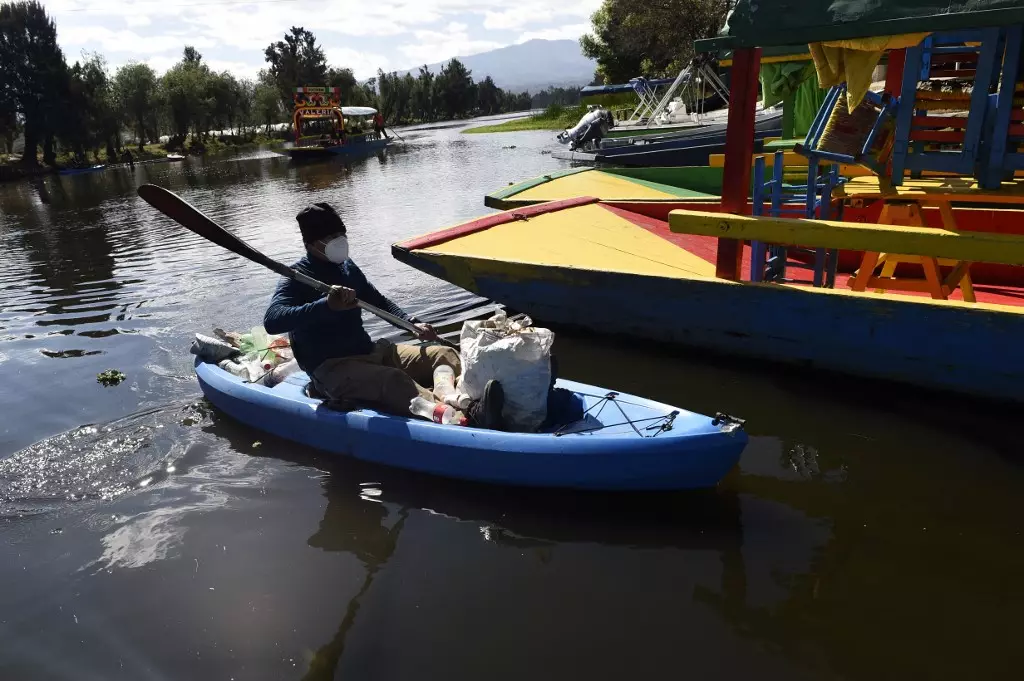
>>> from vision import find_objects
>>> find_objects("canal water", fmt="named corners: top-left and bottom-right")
top-left (1, 117), bottom-right (1021, 680)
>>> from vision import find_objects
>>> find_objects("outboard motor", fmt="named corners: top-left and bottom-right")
top-left (557, 108), bottom-right (610, 151)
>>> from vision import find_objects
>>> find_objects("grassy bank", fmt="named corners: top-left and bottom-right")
top-left (463, 105), bottom-right (587, 134)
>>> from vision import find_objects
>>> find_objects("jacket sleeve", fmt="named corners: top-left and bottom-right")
top-left (348, 261), bottom-right (412, 321)
top-left (263, 276), bottom-right (333, 334)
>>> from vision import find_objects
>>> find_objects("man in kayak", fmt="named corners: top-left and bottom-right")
top-left (263, 202), bottom-right (503, 428)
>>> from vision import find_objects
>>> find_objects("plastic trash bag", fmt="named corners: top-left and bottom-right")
top-left (459, 312), bottom-right (554, 431)
top-left (190, 333), bottom-right (241, 363)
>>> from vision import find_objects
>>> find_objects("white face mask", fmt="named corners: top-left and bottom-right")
top-left (322, 235), bottom-right (349, 263)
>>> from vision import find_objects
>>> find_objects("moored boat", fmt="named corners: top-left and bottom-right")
top-left (392, 197), bottom-right (1024, 404)
top-left (195, 357), bottom-right (748, 490)
top-left (283, 87), bottom-right (390, 160)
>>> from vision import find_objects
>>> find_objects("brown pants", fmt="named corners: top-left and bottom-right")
top-left (312, 339), bottom-right (461, 416)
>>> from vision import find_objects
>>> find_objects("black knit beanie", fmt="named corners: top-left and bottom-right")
top-left (296, 202), bottom-right (346, 243)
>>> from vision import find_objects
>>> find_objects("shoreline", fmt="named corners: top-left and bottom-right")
top-left (0, 137), bottom-right (287, 184)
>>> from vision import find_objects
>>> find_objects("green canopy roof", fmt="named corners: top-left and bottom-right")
top-left (697, 0), bottom-right (1024, 51)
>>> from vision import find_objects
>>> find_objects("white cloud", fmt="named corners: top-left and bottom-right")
top-left (517, 23), bottom-right (590, 44)
top-left (42, 0), bottom-right (601, 80)
top-left (399, 24), bottom-right (504, 67)
top-left (58, 25), bottom-right (216, 54)
top-left (325, 47), bottom-right (392, 80)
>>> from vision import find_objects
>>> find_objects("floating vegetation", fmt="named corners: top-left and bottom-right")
top-left (96, 369), bottom-right (127, 386)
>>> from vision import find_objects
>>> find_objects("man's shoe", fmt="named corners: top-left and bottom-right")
top-left (469, 379), bottom-right (504, 430)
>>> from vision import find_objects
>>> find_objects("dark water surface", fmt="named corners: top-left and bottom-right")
top-left (1, 118), bottom-right (1022, 680)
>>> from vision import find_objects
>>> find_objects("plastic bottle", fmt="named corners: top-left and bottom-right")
top-left (218, 359), bottom-right (252, 380)
top-left (410, 396), bottom-right (466, 425)
top-left (433, 365), bottom-right (457, 400)
top-left (443, 392), bottom-right (472, 411)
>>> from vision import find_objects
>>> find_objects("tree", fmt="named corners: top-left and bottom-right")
top-left (113, 62), bottom-right (158, 151)
top-left (434, 58), bottom-right (474, 119)
top-left (161, 45), bottom-right (212, 146)
top-left (476, 76), bottom-right (500, 116)
top-left (264, 27), bottom-right (327, 108)
top-left (580, 0), bottom-right (728, 84)
top-left (0, 1), bottom-right (68, 165)
top-left (253, 76), bottom-right (282, 134)
top-left (63, 52), bottom-right (122, 162)
top-left (411, 66), bottom-right (435, 121)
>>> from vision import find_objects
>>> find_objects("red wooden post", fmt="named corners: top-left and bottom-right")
top-left (885, 48), bottom-right (906, 96)
top-left (717, 47), bottom-right (762, 280)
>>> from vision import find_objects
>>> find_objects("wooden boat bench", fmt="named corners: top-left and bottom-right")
top-left (834, 176), bottom-right (1024, 301)
top-left (667, 204), bottom-right (1024, 299)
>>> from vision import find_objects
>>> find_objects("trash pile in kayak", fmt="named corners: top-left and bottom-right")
top-left (188, 315), bottom-right (749, 490)
top-left (190, 326), bottom-right (300, 387)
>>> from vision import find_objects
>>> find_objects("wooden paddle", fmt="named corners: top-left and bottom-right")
top-left (137, 183), bottom-right (457, 349)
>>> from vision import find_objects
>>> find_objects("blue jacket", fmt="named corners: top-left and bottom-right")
top-left (263, 256), bottom-right (411, 372)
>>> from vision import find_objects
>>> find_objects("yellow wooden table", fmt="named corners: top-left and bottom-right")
top-left (833, 177), bottom-right (1024, 302)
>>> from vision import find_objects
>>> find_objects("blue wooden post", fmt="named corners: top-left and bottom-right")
top-left (750, 155), bottom-right (767, 282)
top-left (890, 43), bottom-right (924, 185)
top-left (984, 24), bottom-right (1023, 189)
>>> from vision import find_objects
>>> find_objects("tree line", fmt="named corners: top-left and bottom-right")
top-left (0, 3), bottom-right (567, 168)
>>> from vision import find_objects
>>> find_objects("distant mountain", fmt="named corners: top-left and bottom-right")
top-left (398, 39), bottom-right (595, 94)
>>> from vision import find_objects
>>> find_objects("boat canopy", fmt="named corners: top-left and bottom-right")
top-left (341, 106), bottom-right (378, 116)
top-left (699, 0), bottom-right (1024, 50)
top-left (581, 77), bottom-right (676, 97)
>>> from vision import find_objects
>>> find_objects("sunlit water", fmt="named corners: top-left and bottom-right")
top-left (1, 116), bottom-right (1022, 680)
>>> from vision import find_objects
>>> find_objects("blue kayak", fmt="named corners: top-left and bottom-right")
top-left (195, 358), bottom-right (747, 490)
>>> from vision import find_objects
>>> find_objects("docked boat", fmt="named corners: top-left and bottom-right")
top-left (58, 163), bottom-right (106, 176)
top-left (195, 357), bottom-right (747, 491)
top-left (283, 87), bottom-right (389, 160)
top-left (552, 108), bottom-right (782, 166)
top-left (392, 193), bottom-right (1024, 403)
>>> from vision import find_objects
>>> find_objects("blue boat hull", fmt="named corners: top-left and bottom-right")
top-left (195, 359), bottom-right (746, 490)
top-left (555, 112), bottom-right (782, 167)
top-left (390, 250), bottom-right (1024, 404)
top-left (286, 138), bottom-right (389, 159)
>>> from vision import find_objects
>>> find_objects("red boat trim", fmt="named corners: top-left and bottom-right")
top-left (397, 196), bottom-right (600, 251)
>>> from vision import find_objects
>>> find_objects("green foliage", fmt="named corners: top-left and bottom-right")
top-left (0, 0), bottom-right (67, 165)
top-left (264, 26), bottom-right (328, 109)
top-left (113, 62), bottom-right (159, 151)
top-left (96, 369), bottom-right (126, 386)
top-left (581, 0), bottom-right (728, 84)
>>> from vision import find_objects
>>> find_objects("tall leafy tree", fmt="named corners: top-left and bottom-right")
top-left (0, 0), bottom-right (68, 165)
top-left (581, 0), bottom-right (728, 84)
top-left (433, 58), bottom-right (474, 119)
top-left (63, 52), bottom-right (122, 161)
top-left (161, 45), bottom-right (212, 145)
top-left (113, 62), bottom-right (158, 151)
top-left (264, 27), bottom-right (328, 108)
top-left (476, 76), bottom-right (500, 115)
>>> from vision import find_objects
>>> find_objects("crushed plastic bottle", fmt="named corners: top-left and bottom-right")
top-left (443, 392), bottom-right (472, 411)
top-left (410, 396), bottom-right (466, 425)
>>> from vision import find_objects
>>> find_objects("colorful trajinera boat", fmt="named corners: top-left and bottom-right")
top-left (396, 4), bottom-right (1024, 404)
top-left (284, 86), bottom-right (389, 160)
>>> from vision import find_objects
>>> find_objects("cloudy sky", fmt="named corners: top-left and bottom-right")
top-left (43, 0), bottom-right (602, 80)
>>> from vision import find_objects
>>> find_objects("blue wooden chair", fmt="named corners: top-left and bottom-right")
top-left (795, 84), bottom-right (897, 180)
top-left (750, 151), bottom-right (841, 287)
top-left (890, 28), bottom-right (1004, 185)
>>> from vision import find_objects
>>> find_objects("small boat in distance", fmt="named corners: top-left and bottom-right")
top-left (284, 86), bottom-right (389, 160)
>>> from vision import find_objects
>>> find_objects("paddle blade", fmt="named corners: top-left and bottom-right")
top-left (137, 183), bottom-right (290, 277)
